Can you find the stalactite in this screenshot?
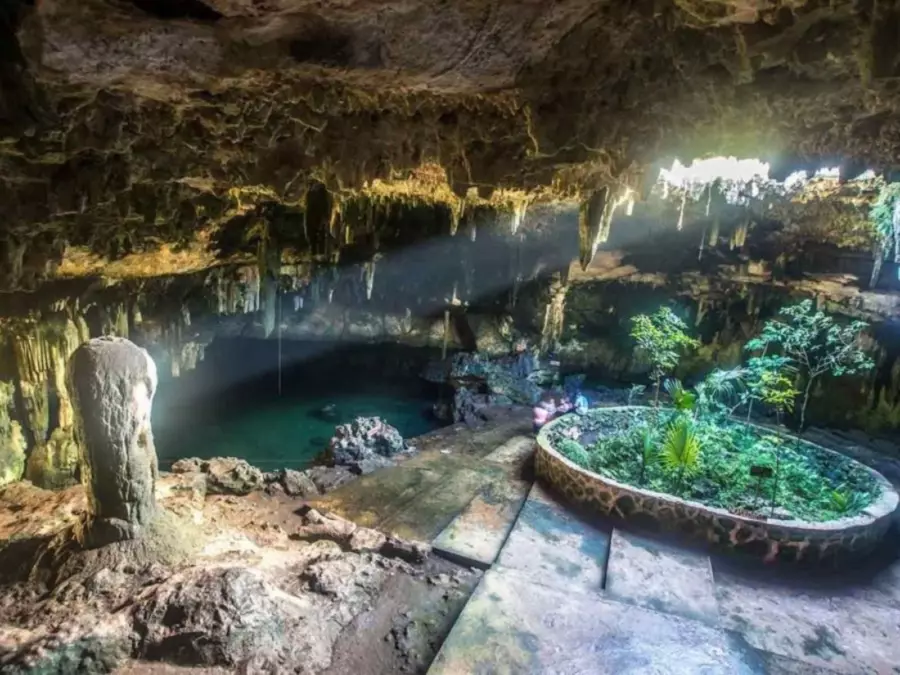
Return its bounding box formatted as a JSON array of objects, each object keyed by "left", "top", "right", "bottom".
[
  {"left": 258, "top": 235, "right": 281, "bottom": 338},
  {"left": 540, "top": 270, "right": 569, "bottom": 353},
  {"left": 450, "top": 199, "right": 464, "bottom": 236},
  {"left": 181, "top": 304, "right": 191, "bottom": 327},
  {"left": 328, "top": 194, "right": 343, "bottom": 239},
  {"left": 730, "top": 219, "right": 749, "bottom": 250},
  {"left": 695, "top": 298, "right": 706, "bottom": 326},
  {"left": 698, "top": 227, "right": 707, "bottom": 261},
  {"left": 293, "top": 295, "right": 302, "bottom": 311},
  {"left": 363, "top": 256, "right": 378, "bottom": 301},
  {"left": 676, "top": 191, "right": 686, "bottom": 231},
  {"left": 709, "top": 218, "right": 720, "bottom": 247},
  {"left": 510, "top": 200, "right": 527, "bottom": 235},
  {"left": 579, "top": 186, "right": 629, "bottom": 269},
  {"left": 578, "top": 187, "right": 609, "bottom": 270},
  {"left": 705, "top": 183, "right": 712, "bottom": 217},
  {"left": 625, "top": 195, "right": 635, "bottom": 216}
]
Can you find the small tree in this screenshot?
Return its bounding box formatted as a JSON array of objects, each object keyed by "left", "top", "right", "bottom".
[
  {"left": 756, "top": 370, "right": 797, "bottom": 514},
  {"left": 745, "top": 300, "right": 874, "bottom": 430},
  {"left": 630, "top": 307, "right": 699, "bottom": 409},
  {"left": 742, "top": 354, "right": 794, "bottom": 423}
]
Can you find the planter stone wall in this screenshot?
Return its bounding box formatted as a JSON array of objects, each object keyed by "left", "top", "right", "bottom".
[{"left": 535, "top": 407, "right": 899, "bottom": 564}]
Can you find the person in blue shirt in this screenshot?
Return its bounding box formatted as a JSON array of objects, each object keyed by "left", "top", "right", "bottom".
[{"left": 574, "top": 391, "right": 589, "bottom": 415}]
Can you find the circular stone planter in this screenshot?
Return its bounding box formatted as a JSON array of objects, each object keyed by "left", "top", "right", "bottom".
[{"left": 536, "top": 406, "right": 900, "bottom": 564}]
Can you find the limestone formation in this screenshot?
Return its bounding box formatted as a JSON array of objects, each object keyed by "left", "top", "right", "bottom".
[
  {"left": 327, "top": 417, "right": 408, "bottom": 474},
  {"left": 67, "top": 337, "right": 159, "bottom": 545}
]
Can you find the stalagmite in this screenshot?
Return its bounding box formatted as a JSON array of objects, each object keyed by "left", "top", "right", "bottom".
[{"left": 68, "top": 337, "right": 159, "bottom": 546}]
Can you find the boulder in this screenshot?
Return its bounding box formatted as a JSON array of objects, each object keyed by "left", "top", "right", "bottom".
[
  {"left": 279, "top": 469, "right": 319, "bottom": 498},
  {"left": 171, "top": 457, "right": 265, "bottom": 495},
  {"left": 305, "top": 466, "right": 356, "bottom": 493},
  {"left": 67, "top": 337, "right": 159, "bottom": 546},
  {"left": 327, "top": 417, "right": 407, "bottom": 470},
  {"left": 133, "top": 567, "right": 324, "bottom": 669}
]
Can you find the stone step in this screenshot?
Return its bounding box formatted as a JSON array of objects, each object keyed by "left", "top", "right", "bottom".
[
  {"left": 431, "top": 476, "right": 531, "bottom": 569},
  {"left": 427, "top": 567, "right": 760, "bottom": 675},
  {"left": 494, "top": 482, "right": 611, "bottom": 593},
  {"left": 604, "top": 528, "right": 719, "bottom": 625}
]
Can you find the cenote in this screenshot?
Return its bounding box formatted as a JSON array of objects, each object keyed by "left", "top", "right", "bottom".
[{"left": 152, "top": 339, "right": 445, "bottom": 470}]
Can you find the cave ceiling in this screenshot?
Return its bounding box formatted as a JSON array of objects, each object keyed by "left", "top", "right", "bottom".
[{"left": 2, "top": 0, "right": 900, "bottom": 290}]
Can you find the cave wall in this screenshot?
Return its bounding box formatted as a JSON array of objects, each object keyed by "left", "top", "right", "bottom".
[
  {"left": 557, "top": 279, "right": 900, "bottom": 434},
  {"left": 0, "top": 202, "right": 574, "bottom": 487}
]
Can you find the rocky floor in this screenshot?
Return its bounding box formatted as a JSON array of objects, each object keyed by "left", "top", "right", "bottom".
[
  {"left": 0, "top": 471, "right": 480, "bottom": 674},
  {"left": 0, "top": 406, "right": 532, "bottom": 675}
]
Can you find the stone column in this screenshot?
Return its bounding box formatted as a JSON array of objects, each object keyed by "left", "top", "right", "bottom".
[{"left": 68, "top": 337, "right": 159, "bottom": 546}]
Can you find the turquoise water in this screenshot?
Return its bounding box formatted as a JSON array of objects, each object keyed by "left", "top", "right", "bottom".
[
  {"left": 154, "top": 388, "right": 439, "bottom": 470},
  {"left": 151, "top": 339, "right": 445, "bottom": 471}
]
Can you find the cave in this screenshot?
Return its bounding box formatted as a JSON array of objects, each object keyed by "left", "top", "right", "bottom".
[{"left": 2, "top": 1, "right": 900, "bottom": 673}]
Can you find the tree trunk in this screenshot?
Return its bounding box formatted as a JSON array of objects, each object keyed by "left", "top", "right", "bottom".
[
  {"left": 871, "top": 240, "right": 884, "bottom": 289},
  {"left": 799, "top": 377, "right": 815, "bottom": 431}
]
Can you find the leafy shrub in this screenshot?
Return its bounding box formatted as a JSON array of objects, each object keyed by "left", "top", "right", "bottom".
[
  {"left": 557, "top": 439, "right": 590, "bottom": 466},
  {"left": 551, "top": 408, "right": 878, "bottom": 521}
]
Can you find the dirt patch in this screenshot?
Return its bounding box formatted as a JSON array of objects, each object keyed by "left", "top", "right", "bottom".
[{"left": 322, "top": 557, "right": 481, "bottom": 675}]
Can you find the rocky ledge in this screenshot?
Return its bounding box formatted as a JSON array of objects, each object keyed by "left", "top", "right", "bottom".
[{"left": 0, "top": 470, "right": 479, "bottom": 674}]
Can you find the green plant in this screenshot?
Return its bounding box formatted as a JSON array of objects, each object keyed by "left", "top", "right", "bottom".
[
  {"left": 627, "top": 384, "right": 646, "bottom": 406},
  {"left": 746, "top": 300, "right": 874, "bottom": 430},
  {"left": 695, "top": 367, "right": 747, "bottom": 418},
  {"left": 630, "top": 307, "right": 699, "bottom": 409},
  {"left": 829, "top": 486, "right": 865, "bottom": 515},
  {"left": 664, "top": 378, "right": 697, "bottom": 413},
  {"left": 742, "top": 354, "right": 794, "bottom": 422},
  {"left": 659, "top": 417, "right": 701, "bottom": 494},
  {"left": 558, "top": 439, "right": 590, "bottom": 466}
]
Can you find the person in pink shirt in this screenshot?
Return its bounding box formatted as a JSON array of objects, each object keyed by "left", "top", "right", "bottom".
[{"left": 532, "top": 392, "right": 556, "bottom": 433}]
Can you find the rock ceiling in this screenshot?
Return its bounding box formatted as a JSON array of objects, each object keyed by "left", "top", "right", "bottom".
[{"left": 1, "top": 0, "right": 899, "bottom": 289}]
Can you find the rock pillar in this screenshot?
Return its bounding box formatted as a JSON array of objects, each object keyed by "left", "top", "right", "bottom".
[{"left": 68, "top": 337, "right": 159, "bottom": 546}]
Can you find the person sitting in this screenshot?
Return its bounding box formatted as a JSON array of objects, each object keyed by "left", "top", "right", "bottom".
[
  {"left": 532, "top": 392, "right": 556, "bottom": 433},
  {"left": 574, "top": 391, "right": 590, "bottom": 415},
  {"left": 555, "top": 394, "right": 573, "bottom": 416}
]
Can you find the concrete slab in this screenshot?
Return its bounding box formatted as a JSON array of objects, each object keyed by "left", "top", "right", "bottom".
[
  {"left": 716, "top": 568, "right": 900, "bottom": 674},
  {"left": 310, "top": 464, "right": 440, "bottom": 528},
  {"left": 428, "top": 568, "right": 761, "bottom": 675},
  {"left": 379, "top": 466, "right": 501, "bottom": 541},
  {"left": 495, "top": 483, "right": 610, "bottom": 593},
  {"left": 482, "top": 435, "right": 534, "bottom": 471},
  {"left": 605, "top": 528, "right": 719, "bottom": 625},
  {"left": 432, "top": 476, "right": 531, "bottom": 568}
]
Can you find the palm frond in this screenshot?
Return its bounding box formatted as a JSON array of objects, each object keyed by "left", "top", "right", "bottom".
[{"left": 659, "top": 418, "right": 701, "bottom": 476}]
